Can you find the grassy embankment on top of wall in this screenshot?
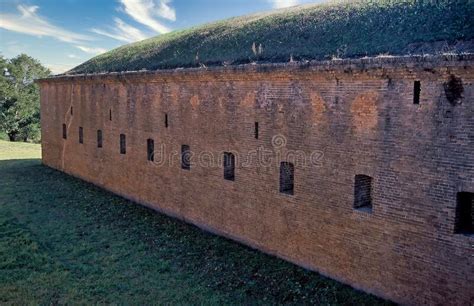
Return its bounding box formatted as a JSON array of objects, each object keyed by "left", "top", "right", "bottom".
[
  {"left": 68, "top": 0, "right": 474, "bottom": 75},
  {"left": 0, "top": 140, "right": 393, "bottom": 304}
]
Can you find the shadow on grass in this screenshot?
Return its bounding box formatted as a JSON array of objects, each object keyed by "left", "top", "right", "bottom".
[{"left": 0, "top": 159, "right": 393, "bottom": 305}]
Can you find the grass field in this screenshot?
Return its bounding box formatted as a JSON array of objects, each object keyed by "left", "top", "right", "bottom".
[
  {"left": 69, "top": 0, "right": 473, "bottom": 74},
  {"left": 0, "top": 140, "right": 391, "bottom": 304}
]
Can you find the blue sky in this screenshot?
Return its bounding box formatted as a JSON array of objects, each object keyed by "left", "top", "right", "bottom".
[{"left": 0, "top": 0, "right": 323, "bottom": 74}]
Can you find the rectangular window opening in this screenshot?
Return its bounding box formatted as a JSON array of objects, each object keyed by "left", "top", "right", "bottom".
[
  {"left": 413, "top": 80, "right": 421, "bottom": 105},
  {"left": 120, "top": 134, "right": 126, "bottom": 154},
  {"left": 97, "top": 130, "right": 103, "bottom": 148},
  {"left": 280, "top": 162, "right": 294, "bottom": 195},
  {"left": 254, "top": 122, "right": 259, "bottom": 139},
  {"left": 181, "top": 145, "right": 190, "bottom": 170},
  {"left": 79, "top": 127, "right": 83, "bottom": 144},
  {"left": 147, "top": 139, "right": 154, "bottom": 162},
  {"left": 70, "top": 106, "right": 73, "bottom": 116},
  {"left": 62, "top": 124, "right": 67, "bottom": 139},
  {"left": 354, "top": 174, "right": 373, "bottom": 212},
  {"left": 165, "top": 113, "right": 169, "bottom": 128},
  {"left": 455, "top": 192, "right": 473, "bottom": 235},
  {"left": 223, "top": 152, "right": 235, "bottom": 181},
  {"left": 109, "top": 109, "right": 112, "bottom": 121}
]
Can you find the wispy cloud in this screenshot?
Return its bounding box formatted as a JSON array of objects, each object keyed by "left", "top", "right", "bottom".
[
  {"left": 75, "top": 45, "right": 108, "bottom": 55},
  {"left": 268, "top": 0, "right": 300, "bottom": 9},
  {"left": 120, "top": 0, "right": 175, "bottom": 34},
  {"left": 91, "top": 0, "right": 176, "bottom": 45},
  {"left": 0, "top": 5, "right": 93, "bottom": 43},
  {"left": 92, "top": 18, "right": 148, "bottom": 43}
]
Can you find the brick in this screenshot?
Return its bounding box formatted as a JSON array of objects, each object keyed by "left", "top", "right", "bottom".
[{"left": 37, "top": 55, "right": 474, "bottom": 305}]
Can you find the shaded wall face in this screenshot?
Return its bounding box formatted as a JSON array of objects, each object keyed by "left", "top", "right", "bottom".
[{"left": 40, "top": 64, "right": 474, "bottom": 305}]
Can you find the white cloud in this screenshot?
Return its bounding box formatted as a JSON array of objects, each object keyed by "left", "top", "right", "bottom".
[
  {"left": 92, "top": 18, "right": 148, "bottom": 43},
  {"left": 120, "top": 0, "right": 175, "bottom": 34},
  {"left": 75, "top": 46, "right": 108, "bottom": 55},
  {"left": 268, "top": 0, "right": 300, "bottom": 8},
  {"left": 156, "top": 0, "right": 176, "bottom": 21},
  {"left": 0, "top": 5, "right": 93, "bottom": 43}
]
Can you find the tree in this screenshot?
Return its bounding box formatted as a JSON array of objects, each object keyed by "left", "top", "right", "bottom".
[{"left": 0, "top": 54, "right": 51, "bottom": 142}]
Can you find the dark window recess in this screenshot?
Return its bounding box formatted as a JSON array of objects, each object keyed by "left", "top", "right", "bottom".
[
  {"left": 109, "top": 109, "right": 112, "bottom": 121},
  {"left": 70, "top": 106, "right": 73, "bottom": 116},
  {"left": 147, "top": 139, "right": 154, "bottom": 162},
  {"left": 97, "top": 130, "right": 103, "bottom": 148},
  {"left": 444, "top": 75, "right": 464, "bottom": 105},
  {"left": 79, "top": 127, "right": 83, "bottom": 144},
  {"left": 280, "top": 162, "right": 294, "bottom": 195},
  {"left": 62, "top": 124, "right": 67, "bottom": 139},
  {"left": 455, "top": 192, "right": 473, "bottom": 235},
  {"left": 181, "top": 145, "right": 191, "bottom": 170},
  {"left": 254, "top": 122, "right": 259, "bottom": 139},
  {"left": 165, "top": 113, "right": 169, "bottom": 128},
  {"left": 413, "top": 80, "right": 421, "bottom": 104},
  {"left": 120, "top": 134, "right": 126, "bottom": 154},
  {"left": 223, "top": 152, "right": 235, "bottom": 181},
  {"left": 354, "top": 175, "right": 373, "bottom": 212}
]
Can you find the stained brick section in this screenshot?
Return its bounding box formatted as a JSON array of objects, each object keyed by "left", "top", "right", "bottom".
[{"left": 38, "top": 55, "right": 474, "bottom": 305}]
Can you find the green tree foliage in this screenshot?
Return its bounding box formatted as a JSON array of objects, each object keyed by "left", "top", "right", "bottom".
[{"left": 0, "top": 54, "right": 51, "bottom": 142}]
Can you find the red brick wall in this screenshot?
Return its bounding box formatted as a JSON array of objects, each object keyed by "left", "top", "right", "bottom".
[{"left": 38, "top": 55, "right": 474, "bottom": 305}]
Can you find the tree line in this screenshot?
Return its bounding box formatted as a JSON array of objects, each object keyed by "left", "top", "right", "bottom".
[{"left": 0, "top": 54, "right": 51, "bottom": 142}]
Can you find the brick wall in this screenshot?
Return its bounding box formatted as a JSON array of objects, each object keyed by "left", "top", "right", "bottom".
[{"left": 38, "top": 55, "right": 474, "bottom": 305}]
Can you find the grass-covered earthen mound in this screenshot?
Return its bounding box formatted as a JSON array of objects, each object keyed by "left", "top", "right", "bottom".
[{"left": 68, "top": 0, "right": 474, "bottom": 75}]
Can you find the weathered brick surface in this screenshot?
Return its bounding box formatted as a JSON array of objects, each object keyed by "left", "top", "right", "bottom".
[{"left": 38, "top": 55, "right": 474, "bottom": 305}]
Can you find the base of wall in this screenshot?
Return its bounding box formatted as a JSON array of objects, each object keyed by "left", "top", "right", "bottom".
[{"left": 43, "top": 161, "right": 393, "bottom": 304}]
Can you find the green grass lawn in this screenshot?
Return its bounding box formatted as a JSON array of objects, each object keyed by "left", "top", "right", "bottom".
[{"left": 0, "top": 140, "right": 391, "bottom": 304}]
